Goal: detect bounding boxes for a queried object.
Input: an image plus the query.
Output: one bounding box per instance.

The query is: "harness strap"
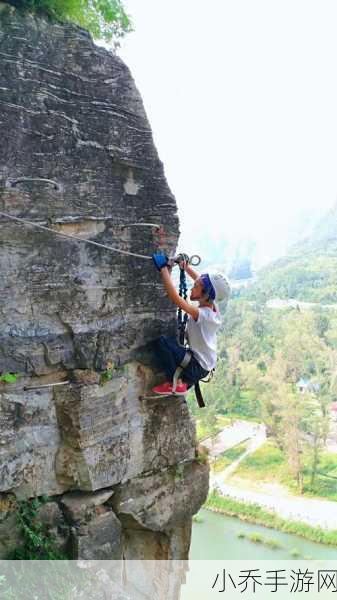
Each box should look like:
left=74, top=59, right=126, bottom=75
left=194, top=381, right=206, bottom=408
left=180, top=350, right=193, bottom=369
left=175, top=265, right=206, bottom=408
left=172, top=350, right=192, bottom=392
left=172, top=350, right=206, bottom=408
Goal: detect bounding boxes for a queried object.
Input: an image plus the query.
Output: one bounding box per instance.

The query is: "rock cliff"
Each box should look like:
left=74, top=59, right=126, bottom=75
left=0, top=4, right=209, bottom=560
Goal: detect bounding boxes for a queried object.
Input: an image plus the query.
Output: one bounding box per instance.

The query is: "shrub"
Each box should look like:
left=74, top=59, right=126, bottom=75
left=7, top=497, right=68, bottom=559
left=0, top=372, right=19, bottom=384
left=196, top=444, right=210, bottom=465
left=247, top=532, right=264, bottom=544
left=192, top=513, right=204, bottom=524
left=4, top=0, right=133, bottom=43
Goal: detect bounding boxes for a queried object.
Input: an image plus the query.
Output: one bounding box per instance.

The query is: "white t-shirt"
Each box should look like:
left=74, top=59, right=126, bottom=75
left=186, top=305, right=222, bottom=371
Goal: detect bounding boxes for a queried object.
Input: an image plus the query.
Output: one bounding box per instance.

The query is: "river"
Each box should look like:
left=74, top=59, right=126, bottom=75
left=190, top=509, right=337, bottom=560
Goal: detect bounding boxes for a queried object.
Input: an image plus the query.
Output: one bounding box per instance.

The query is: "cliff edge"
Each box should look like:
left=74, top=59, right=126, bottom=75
left=0, top=4, right=209, bottom=560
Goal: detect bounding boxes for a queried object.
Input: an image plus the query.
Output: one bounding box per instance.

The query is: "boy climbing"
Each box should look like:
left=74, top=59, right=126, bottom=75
left=151, top=253, right=230, bottom=401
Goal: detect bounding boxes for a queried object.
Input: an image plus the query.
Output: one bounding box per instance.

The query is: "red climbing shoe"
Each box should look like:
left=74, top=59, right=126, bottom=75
left=152, top=381, right=188, bottom=396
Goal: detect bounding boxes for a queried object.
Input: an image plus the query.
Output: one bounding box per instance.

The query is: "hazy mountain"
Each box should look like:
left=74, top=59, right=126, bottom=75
left=242, top=202, right=337, bottom=303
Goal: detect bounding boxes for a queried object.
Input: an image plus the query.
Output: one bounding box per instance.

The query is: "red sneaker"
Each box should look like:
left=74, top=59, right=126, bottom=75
left=152, top=381, right=188, bottom=396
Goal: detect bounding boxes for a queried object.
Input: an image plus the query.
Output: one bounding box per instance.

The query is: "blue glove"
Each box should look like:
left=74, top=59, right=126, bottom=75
left=152, top=253, right=169, bottom=271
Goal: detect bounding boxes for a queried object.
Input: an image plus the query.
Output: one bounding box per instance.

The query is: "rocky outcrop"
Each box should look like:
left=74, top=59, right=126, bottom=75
left=0, top=4, right=209, bottom=560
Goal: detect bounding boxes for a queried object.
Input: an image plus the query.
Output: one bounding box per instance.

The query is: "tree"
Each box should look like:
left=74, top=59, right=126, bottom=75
left=5, top=0, right=133, bottom=43
left=313, top=309, right=330, bottom=340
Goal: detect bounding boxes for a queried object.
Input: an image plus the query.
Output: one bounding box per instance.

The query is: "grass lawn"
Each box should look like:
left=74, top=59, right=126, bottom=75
left=234, top=441, right=337, bottom=502
left=212, top=442, right=248, bottom=472
left=235, top=441, right=286, bottom=479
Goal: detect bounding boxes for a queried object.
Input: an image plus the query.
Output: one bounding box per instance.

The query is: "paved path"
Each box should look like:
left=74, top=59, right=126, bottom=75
left=212, top=425, right=266, bottom=482
left=205, top=420, right=337, bottom=530
left=212, top=480, right=337, bottom=530
left=202, top=420, right=265, bottom=459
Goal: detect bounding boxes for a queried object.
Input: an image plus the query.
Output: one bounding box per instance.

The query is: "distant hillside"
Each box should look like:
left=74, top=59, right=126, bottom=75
left=242, top=203, right=337, bottom=303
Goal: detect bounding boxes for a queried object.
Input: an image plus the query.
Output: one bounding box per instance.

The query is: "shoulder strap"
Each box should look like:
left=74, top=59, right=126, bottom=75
left=194, top=381, right=205, bottom=408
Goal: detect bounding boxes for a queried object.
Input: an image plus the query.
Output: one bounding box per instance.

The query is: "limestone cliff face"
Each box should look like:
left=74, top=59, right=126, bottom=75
left=0, top=4, right=209, bottom=559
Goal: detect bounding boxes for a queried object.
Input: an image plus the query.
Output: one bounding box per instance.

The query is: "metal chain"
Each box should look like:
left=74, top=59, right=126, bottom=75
left=177, top=267, right=189, bottom=345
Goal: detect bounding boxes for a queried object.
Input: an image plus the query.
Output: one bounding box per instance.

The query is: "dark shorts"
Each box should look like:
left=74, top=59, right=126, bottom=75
left=153, top=335, right=209, bottom=386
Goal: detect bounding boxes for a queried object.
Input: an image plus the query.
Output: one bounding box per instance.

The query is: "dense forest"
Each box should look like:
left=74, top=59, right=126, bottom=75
left=189, top=206, right=337, bottom=499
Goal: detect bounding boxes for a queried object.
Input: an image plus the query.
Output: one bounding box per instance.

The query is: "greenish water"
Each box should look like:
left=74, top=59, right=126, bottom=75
left=190, top=509, right=337, bottom=560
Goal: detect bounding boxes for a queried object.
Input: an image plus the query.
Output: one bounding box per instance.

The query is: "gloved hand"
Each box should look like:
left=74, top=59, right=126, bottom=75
left=175, top=253, right=189, bottom=270
left=152, top=253, right=169, bottom=271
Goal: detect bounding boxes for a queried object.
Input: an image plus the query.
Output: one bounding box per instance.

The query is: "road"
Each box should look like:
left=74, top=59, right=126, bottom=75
left=205, top=420, right=337, bottom=530
left=202, top=420, right=266, bottom=460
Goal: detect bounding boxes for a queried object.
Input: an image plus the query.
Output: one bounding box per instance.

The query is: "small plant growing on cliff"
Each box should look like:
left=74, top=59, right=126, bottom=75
left=4, top=0, right=133, bottom=44
left=192, top=513, right=204, bottom=524
left=100, top=360, right=115, bottom=385
left=0, top=372, right=19, bottom=384
left=174, top=464, right=185, bottom=483
left=196, top=443, right=209, bottom=465
left=7, top=496, right=68, bottom=559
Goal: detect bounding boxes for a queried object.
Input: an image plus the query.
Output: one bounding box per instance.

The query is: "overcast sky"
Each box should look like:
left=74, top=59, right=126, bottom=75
left=118, top=1, right=337, bottom=262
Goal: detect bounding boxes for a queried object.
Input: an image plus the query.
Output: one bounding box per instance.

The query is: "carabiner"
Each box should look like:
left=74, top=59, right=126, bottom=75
left=173, top=253, right=201, bottom=267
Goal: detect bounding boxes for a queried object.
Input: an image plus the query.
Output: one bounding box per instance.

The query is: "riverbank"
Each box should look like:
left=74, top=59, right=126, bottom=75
left=205, top=491, right=337, bottom=546
left=191, top=508, right=337, bottom=560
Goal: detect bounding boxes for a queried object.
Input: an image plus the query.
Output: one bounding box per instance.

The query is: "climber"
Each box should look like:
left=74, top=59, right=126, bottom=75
left=151, top=254, right=230, bottom=397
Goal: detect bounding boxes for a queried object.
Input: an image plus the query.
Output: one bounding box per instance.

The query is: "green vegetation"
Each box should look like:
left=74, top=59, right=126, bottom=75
left=4, top=0, right=132, bottom=43
left=196, top=444, right=209, bottom=465
left=0, top=372, right=19, bottom=383
left=195, top=412, right=231, bottom=441
left=238, top=530, right=282, bottom=549
left=189, top=291, right=337, bottom=497
left=192, top=513, right=204, bottom=524
left=7, top=497, right=69, bottom=559
left=100, top=360, right=115, bottom=385
left=234, top=443, right=337, bottom=501
left=213, top=442, right=248, bottom=472
left=246, top=532, right=263, bottom=544
left=300, top=451, right=337, bottom=501
left=265, top=538, right=282, bottom=550
left=241, top=204, right=337, bottom=303
left=235, top=442, right=286, bottom=479
left=206, top=491, right=337, bottom=546
left=244, top=252, right=337, bottom=304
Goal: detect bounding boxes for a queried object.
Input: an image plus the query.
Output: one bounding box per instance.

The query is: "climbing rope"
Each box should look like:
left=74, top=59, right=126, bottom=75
left=0, top=213, right=202, bottom=273
left=0, top=211, right=201, bottom=347
left=0, top=211, right=154, bottom=260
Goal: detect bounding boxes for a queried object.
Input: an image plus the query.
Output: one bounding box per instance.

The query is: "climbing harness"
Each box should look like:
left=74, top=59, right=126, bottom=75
left=172, top=253, right=212, bottom=409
